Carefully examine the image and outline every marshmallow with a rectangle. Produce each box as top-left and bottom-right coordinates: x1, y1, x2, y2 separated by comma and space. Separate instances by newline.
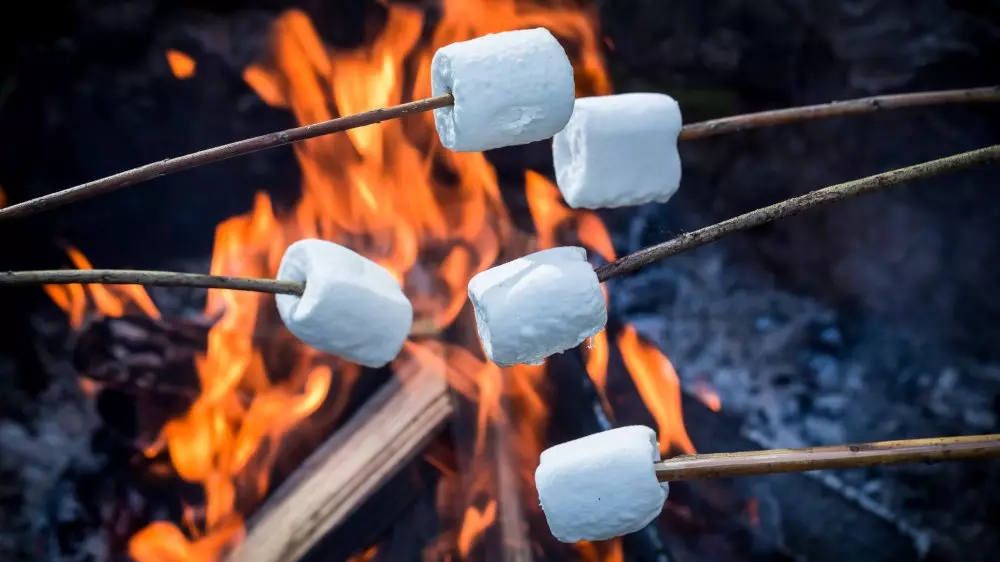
553, 93, 683, 209
275, 239, 413, 368
468, 246, 606, 367
536, 426, 669, 543
431, 28, 576, 152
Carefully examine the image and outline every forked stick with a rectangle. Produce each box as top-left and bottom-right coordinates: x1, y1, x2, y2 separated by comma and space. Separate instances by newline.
655, 434, 1000, 482
0, 87, 996, 222
3, 144, 998, 293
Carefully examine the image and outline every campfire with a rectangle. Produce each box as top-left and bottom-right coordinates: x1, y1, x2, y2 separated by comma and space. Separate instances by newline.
2, 1, 1000, 562
32, 3, 699, 560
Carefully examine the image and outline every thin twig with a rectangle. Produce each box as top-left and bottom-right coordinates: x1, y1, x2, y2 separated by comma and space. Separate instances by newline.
678, 86, 1000, 140
0, 269, 303, 295
655, 434, 1000, 482
594, 144, 1000, 282
0, 87, 996, 223
0, 94, 455, 222
3, 145, 999, 294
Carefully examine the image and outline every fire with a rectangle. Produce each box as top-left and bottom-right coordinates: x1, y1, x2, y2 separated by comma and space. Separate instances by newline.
618, 326, 696, 455
457, 500, 498, 556
43, 0, 698, 559
525, 171, 616, 415
746, 498, 761, 527
43, 246, 160, 328
166, 49, 197, 79
693, 380, 722, 412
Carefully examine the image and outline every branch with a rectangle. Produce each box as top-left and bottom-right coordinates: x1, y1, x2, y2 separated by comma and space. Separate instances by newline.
4, 145, 998, 292
678, 86, 1000, 140
0, 87, 996, 222
0, 94, 455, 221
655, 433, 1000, 482
0, 269, 303, 295
594, 144, 1000, 282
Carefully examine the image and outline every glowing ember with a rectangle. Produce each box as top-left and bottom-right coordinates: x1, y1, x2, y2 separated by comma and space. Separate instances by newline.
747, 497, 761, 527
350, 546, 379, 562
43, 1, 698, 559
166, 49, 197, 79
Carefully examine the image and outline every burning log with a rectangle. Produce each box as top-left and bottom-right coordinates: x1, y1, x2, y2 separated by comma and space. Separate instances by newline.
227, 349, 452, 562
0, 87, 995, 222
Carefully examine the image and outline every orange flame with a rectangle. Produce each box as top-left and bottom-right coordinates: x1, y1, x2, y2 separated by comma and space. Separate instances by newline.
693, 380, 722, 412
349, 546, 379, 562
43, 246, 160, 328
166, 50, 197, 79
618, 325, 696, 455
43, 1, 697, 560
525, 171, 617, 415
457, 500, 498, 557
575, 540, 624, 562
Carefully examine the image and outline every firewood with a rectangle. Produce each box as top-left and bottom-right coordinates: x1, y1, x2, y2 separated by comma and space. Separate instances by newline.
227, 350, 452, 562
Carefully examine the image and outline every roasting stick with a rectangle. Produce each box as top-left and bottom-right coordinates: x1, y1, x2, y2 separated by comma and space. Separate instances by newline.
654, 433, 1000, 482
4, 143, 998, 293
0, 87, 996, 223
0, 269, 305, 295
593, 143, 1000, 281
677, 86, 1000, 140
536, 426, 1000, 542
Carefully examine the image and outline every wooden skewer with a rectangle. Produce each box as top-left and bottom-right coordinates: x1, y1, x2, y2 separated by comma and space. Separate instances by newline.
593, 143, 1000, 281
677, 86, 1000, 140
0, 94, 454, 222
0, 87, 996, 223
0, 269, 304, 295
655, 434, 1000, 482
3, 143, 999, 294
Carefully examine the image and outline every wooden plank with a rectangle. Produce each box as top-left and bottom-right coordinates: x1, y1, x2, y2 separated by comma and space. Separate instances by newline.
228, 347, 453, 562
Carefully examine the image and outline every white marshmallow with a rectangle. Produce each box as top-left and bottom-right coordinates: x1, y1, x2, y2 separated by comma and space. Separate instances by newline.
431, 28, 576, 152
275, 239, 413, 368
553, 93, 683, 209
536, 426, 669, 543
468, 246, 606, 367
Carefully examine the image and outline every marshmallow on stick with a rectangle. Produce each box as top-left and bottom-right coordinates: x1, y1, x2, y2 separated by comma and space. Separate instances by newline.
536, 426, 669, 543
275, 239, 413, 368
553, 93, 683, 209
468, 246, 606, 367
431, 28, 576, 152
